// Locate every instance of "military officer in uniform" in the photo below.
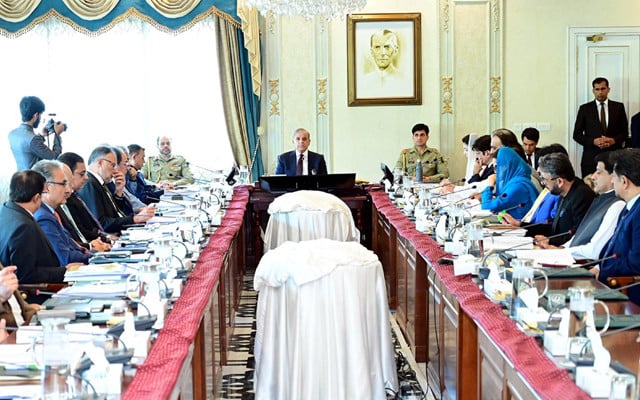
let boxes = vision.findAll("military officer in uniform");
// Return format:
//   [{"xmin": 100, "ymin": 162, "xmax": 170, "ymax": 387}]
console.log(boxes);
[
  {"xmin": 395, "ymin": 123, "xmax": 449, "ymax": 182},
  {"xmin": 142, "ymin": 136, "xmax": 194, "ymax": 189}
]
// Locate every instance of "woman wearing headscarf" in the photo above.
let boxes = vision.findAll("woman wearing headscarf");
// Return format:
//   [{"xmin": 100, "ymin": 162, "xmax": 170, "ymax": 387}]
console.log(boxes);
[{"xmin": 481, "ymin": 147, "xmax": 539, "ymax": 220}]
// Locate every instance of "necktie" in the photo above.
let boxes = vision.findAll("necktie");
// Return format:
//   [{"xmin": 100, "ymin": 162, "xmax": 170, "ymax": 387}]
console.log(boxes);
[
  {"xmin": 60, "ymin": 204, "xmax": 88, "ymax": 244},
  {"xmin": 102, "ymin": 184, "xmax": 126, "ymax": 218},
  {"xmin": 600, "ymin": 102, "xmax": 607, "ymax": 132},
  {"xmin": 53, "ymin": 210, "xmax": 63, "ymax": 226},
  {"xmin": 296, "ymin": 154, "xmax": 304, "ymax": 176},
  {"xmin": 526, "ymin": 153, "xmax": 532, "ymax": 167}
]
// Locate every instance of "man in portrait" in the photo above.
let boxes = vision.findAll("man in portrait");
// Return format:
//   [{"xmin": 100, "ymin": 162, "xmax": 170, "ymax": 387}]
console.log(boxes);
[{"xmin": 358, "ymin": 29, "xmax": 413, "ymax": 99}]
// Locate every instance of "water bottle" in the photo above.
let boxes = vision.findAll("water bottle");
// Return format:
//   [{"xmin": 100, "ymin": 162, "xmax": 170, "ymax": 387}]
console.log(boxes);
[
  {"xmin": 238, "ymin": 165, "xmax": 249, "ymax": 185},
  {"xmin": 415, "ymin": 160, "xmax": 422, "ymax": 182}
]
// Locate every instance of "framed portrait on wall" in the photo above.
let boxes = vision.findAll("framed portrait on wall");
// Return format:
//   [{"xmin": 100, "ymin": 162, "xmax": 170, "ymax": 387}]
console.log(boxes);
[{"xmin": 347, "ymin": 13, "xmax": 422, "ymax": 106}]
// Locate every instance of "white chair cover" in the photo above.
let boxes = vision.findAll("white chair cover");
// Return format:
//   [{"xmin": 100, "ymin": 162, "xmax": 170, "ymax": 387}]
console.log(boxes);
[
  {"xmin": 263, "ymin": 190, "xmax": 360, "ymax": 251},
  {"xmin": 253, "ymin": 239, "xmax": 398, "ymax": 400}
]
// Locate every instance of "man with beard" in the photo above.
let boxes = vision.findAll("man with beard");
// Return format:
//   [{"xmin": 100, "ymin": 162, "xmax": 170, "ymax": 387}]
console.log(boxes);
[
  {"xmin": 8, "ymin": 96, "xmax": 65, "ymax": 171},
  {"xmin": 142, "ymin": 136, "xmax": 194, "ymax": 189},
  {"xmin": 533, "ymin": 153, "xmax": 595, "ymax": 246}
]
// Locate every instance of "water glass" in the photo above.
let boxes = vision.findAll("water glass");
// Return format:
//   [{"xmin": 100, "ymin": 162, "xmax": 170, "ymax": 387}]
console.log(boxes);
[
  {"xmin": 610, "ymin": 374, "xmax": 636, "ymax": 399},
  {"xmin": 510, "ymin": 258, "xmax": 548, "ymax": 319},
  {"xmin": 466, "ymin": 221, "xmax": 484, "ymax": 258}
]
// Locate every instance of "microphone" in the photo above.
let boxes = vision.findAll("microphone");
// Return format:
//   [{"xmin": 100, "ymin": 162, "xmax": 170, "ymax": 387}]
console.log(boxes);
[
  {"xmin": 491, "ymin": 220, "xmax": 549, "ymax": 236},
  {"xmin": 147, "ymin": 197, "xmax": 187, "ymax": 208},
  {"xmin": 479, "ymin": 230, "xmax": 573, "ymax": 273},
  {"xmin": 440, "ymin": 178, "xmax": 467, "ymax": 187},
  {"xmin": 436, "ymin": 196, "xmax": 474, "ymax": 213},
  {"xmin": 499, "ymin": 202, "xmax": 525, "ymax": 214},
  {"xmin": 538, "ymin": 254, "xmax": 618, "ymax": 280},
  {"xmin": 430, "ymin": 185, "xmax": 478, "ymax": 199},
  {"xmin": 36, "ymin": 289, "xmax": 155, "ymax": 320},
  {"xmin": 185, "ymin": 162, "xmax": 217, "ymax": 174},
  {"xmin": 576, "ymin": 253, "xmax": 618, "ymax": 270},
  {"xmin": 489, "ymin": 230, "xmax": 573, "ymax": 253}
]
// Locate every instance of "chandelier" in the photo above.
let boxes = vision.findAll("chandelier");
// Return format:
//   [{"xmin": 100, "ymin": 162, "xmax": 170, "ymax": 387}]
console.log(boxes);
[{"xmin": 245, "ymin": 0, "xmax": 367, "ymax": 20}]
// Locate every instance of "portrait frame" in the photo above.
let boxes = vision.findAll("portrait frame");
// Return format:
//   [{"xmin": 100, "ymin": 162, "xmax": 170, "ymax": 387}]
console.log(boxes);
[{"xmin": 347, "ymin": 13, "xmax": 422, "ymax": 106}]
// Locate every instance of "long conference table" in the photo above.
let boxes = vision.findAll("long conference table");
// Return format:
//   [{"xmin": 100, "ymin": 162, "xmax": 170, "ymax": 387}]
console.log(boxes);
[
  {"xmin": 121, "ymin": 184, "xmax": 639, "ymax": 399},
  {"xmin": 369, "ymin": 187, "xmax": 640, "ymax": 400},
  {"xmin": 122, "ymin": 186, "xmax": 249, "ymax": 399}
]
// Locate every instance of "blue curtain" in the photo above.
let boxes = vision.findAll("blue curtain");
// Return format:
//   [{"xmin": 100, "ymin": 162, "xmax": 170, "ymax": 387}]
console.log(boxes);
[
  {"xmin": 237, "ymin": 29, "xmax": 264, "ymax": 180},
  {"xmin": 0, "ymin": 0, "xmax": 239, "ymax": 34}
]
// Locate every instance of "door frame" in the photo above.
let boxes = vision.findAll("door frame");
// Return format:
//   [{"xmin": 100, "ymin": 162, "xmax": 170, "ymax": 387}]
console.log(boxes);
[{"xmin": 568, "ymin": 26, "xmax": 640, "ymax": 169}]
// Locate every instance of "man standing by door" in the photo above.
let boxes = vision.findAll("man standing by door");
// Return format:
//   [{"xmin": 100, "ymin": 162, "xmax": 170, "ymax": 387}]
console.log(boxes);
[{"xmin": 573, "ymin": 77, "xmax": 628, "ymax": 177}]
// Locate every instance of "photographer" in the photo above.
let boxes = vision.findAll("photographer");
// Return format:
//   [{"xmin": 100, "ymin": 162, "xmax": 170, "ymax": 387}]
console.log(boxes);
[{"xmin": 8, "ymin": 96, "xmax": 66, "ymax": 170}]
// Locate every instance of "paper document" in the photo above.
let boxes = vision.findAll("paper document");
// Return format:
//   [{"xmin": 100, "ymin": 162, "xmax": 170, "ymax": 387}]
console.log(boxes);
[
  {"xmin": 514, "ymin": 248, "xmax": 576, "ymax": 266},
  {"xmin": 483, "ymin": 236, "xmax": 533, "ymax": 251}
]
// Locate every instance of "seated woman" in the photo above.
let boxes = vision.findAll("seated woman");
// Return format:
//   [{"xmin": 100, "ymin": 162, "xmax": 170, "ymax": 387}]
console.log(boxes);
[
  {"xmin": 499, "ymin": 143, "xmax": 569, "ymax": 227},
  {"xmin": 481, "ymin": 147, "xmax": 539, "ymax": 220}
]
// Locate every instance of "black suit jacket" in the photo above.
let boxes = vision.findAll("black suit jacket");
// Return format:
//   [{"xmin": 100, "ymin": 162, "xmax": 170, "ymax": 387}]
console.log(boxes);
[
  {"xmin": 274, "ymin": 151, "xmax": 328, "ymax": 176},
  {"xmin": 56, "ymin": 205, "xmax": 89, "ymax": 249},
  {"xmin": 573, "ymin": 99, "xmax": 628, "ymax": 176},
  {"xmin": 0, "ymin": 201, "xmax": 65, "ymax": 284},
  {"xmin": 549, "ymin": 179, "xmax": 595, "ymax": 246},
  {"xmin": 76, "ymin": 173, "xmax": 133, "ymax": 233},
  {"xmin": 531, "ymin": 148, "xmax": 542, "ymax": 170},
  {"xmin": 468, "ymin": 164, "xmax": 494, "ymax": 184},
  {"xmin": 65, "ymin": 193, "xmax": 102, "ymax": 242},
  {"xmin": 630, "ymin": 111, "xmax": 640, "ymax": 148}
]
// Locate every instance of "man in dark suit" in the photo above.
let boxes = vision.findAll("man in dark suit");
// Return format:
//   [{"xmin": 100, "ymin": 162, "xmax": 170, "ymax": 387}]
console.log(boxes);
[
  {"xmin": 77, "ymin": 146, "xmax": 153, "ymax": 234},
  {"xmin": 55, "ymin": 159, "xmax": 112, "ymax": 252},
  {"xmin": 32, "ymin": 160, "xmax": 92, "ymax": 265},
  {"xmin": 0, "ymin": 170, "xmax": 66, "ymax": 286},
  {"xmin": 274, "ymin": 128, "xmax": 328, "ymax": 176},
  {"xmin": 534, "ymin": 153, "xmax": 595, "ymax": 246},
  {"xmin": 468, "ymin": 135, "xmax": 494, "ymax": 183},
  {"xmin": 573, "ymin": 77, "xmax": 628, "ymax": 177},
  {"xmin": 521, "ymin": 127, "xmax": 541, "ymax": 170},
  {"xmin": 596, "ymin": 149, "xmax": 640, "ymax": 305},
  {"xmin": 58, "ymin": 152, "xmax": 112, "ymax": 249},
  {"xmin": 630, "ymin": 111, "xmax": 640, "ymax": 148}
]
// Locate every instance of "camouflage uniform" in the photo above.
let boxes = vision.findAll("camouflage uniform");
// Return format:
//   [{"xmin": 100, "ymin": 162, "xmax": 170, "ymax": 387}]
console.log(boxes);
[
  {"xmin": 142, "ymin": 155, "xmax": 194, "ymax": 186},
  {"xmin": 395, "ymin": 146, "xmax": 449, "ymax": 181}
]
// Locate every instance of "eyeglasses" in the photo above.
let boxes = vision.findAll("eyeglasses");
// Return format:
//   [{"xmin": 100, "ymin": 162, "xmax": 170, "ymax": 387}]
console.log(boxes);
[
  {"xmin": 47, "ymin": 180, "xmax": 69, "ymax": 187},
  {"xmin": 541, "ymin": 175, "xmax": 558, "ymax": 184},
  {"xmin": 100, "ymin": 158, "xmax": 117, "ymax": 168},
  {"xmin": 159, "ymin": 142, "xmax": 171, "ymax": 146}
]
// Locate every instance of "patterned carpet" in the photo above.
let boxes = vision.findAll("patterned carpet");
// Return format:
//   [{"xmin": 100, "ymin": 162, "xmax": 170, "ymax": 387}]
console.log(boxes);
[{"xmin": 219, "ymin": 274, "xmax": 427, "ymax": 400}]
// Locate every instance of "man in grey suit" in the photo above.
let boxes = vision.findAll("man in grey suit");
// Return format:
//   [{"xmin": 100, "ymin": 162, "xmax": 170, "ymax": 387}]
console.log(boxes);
[
  {"xmin": 573, "ymin": 77, "xmax": 628, "ymax": 177},
  {"xmin": 8, "ymin": 96, "xmax": 65, "ymax": 171}
]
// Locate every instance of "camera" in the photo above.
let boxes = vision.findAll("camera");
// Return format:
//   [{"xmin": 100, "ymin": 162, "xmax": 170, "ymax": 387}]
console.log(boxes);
[{"xmin": 45, "ymin": 118, "xmax": 68, "ymax": 135}]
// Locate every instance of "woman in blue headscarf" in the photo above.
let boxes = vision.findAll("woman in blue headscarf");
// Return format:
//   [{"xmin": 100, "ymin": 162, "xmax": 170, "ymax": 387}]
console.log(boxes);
[{"xmin": 481, "ymin": 147, "xmax": 539, "ymax": 220}]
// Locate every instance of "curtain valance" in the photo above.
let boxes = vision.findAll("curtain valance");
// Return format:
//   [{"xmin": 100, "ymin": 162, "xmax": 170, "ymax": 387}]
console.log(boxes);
[{"xmin": 0, "ymin": 0, "xmax": 239, "ymax": 36}]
